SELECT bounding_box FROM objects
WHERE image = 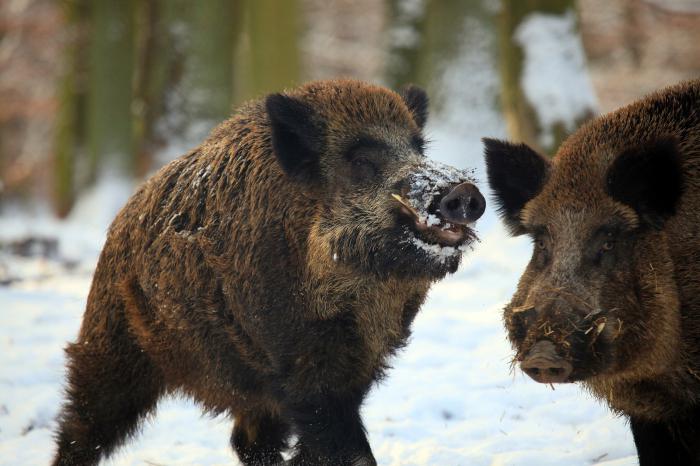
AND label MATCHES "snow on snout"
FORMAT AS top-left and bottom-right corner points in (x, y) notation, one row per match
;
(406, 160), (474, 223)
(403, 160), (479, 260)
